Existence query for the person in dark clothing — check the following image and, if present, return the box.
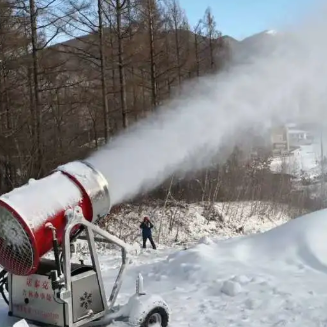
[140,216,156,249]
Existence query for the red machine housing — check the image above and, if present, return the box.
[0,161,110,276]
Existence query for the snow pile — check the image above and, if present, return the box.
[149,208,327,285]
[220,279,242,296]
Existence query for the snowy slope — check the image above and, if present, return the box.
[102,201,293,247]
[3,208,327,326]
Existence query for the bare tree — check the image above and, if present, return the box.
[98,0,110,142]
[192,19,203,77]
[28,0,43,176]
[203,7,222,72]
[136,0,166,108]
[107,0,128,128]
[145,0,158,108]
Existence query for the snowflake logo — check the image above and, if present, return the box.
[80,292,92,309]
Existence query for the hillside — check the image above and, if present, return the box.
[93,200,296,248]
[48,28,278,73]
[227,29,280,63]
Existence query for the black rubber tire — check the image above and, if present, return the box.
[140,306,169,327]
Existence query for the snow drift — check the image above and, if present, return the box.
[151,208,327,285]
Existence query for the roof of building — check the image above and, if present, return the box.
[288,129,307,134]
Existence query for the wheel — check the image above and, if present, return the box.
[140,307,169,327]
[127,294,170,327]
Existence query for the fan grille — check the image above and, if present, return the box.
[0,206,34,275]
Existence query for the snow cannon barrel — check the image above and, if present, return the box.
[0,160,110,276]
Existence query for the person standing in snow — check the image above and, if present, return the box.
[140,216,156,249]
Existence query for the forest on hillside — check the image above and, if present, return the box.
[0,0,320,213]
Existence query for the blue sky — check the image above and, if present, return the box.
[179,0,320,40]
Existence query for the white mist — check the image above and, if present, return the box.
[87,3,327,206]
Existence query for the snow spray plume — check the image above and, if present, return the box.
[87,2,327,206]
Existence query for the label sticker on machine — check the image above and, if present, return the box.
[11,274,64,326]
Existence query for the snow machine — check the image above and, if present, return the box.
[0,161,170,327]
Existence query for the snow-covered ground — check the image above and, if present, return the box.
[3,207,327,326]
[3,202,327,326]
